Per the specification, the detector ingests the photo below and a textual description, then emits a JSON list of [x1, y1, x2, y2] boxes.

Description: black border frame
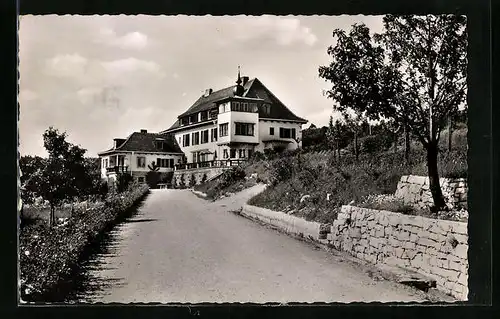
[[1, 0, 494, 318]]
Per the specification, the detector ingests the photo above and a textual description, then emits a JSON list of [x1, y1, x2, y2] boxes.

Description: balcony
[[106, 165, 129, 174], [175, 159, 246, 171]]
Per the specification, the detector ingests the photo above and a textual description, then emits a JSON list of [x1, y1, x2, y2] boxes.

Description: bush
[[19, 184, 150, 301], [201, 173, 208, 184], [98, 179, 108, 200], [189, 173, 196, 187], [116, 173, 133, 193], [219, 166, 246, 188]]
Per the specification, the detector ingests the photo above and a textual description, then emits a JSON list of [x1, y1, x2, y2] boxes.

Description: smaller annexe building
[[98, 129, 184, 184]]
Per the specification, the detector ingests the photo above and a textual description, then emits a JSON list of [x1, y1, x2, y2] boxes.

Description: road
[[77, 185, 427, 303]]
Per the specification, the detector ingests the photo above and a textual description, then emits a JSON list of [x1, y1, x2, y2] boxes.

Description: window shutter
[[279, 128, 284, 138], [292, 128, 296, 139]]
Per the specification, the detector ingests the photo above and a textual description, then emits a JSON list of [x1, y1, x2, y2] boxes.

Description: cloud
[[227, 16, 318, 47], [96, 28, 148, 50], [44, 53, 88, 78], [100, 57, 163, 77]]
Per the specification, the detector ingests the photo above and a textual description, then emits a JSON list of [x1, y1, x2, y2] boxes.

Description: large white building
[[98, 129, 184, 184], [162, 71, 308, 170]]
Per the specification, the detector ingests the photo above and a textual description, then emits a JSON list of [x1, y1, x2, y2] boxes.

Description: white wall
[[174, 124, 217, 163], [256, 120, 303, 152], [100, 152, 183, 179]]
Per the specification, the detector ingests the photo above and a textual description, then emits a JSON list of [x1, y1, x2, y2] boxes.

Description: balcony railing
[[175, 159, 246, 171], [106, 165, 129, 174]]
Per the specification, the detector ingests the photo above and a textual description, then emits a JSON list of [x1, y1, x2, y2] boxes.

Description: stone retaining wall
[[173, 168, 227, 187], [395, 175, 467, 210], [330, 205, 468, 300], [241, 204, 322, 241]]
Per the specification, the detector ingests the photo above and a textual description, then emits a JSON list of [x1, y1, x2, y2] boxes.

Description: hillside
[[196, 127, 467, 224]]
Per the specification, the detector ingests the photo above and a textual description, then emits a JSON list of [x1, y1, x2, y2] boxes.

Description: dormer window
[[155, 141, 164, 150], [262, 103, 271, 115], [200, 111, 208, 121]]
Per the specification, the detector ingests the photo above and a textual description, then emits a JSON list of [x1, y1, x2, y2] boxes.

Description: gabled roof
[[163, 77, 307, 133], [98, 131, 183, 156]]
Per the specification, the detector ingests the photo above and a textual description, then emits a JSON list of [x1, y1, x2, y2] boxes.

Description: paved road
[[78, 185, 427, 303]]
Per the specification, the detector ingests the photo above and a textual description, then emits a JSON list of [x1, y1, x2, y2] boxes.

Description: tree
[[326, 115, 336, 157], [146, 161, 161, 189], [319, 15, 467, 210]]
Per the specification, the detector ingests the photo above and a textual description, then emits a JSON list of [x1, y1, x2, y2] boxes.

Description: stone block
[[349, 227, 362, 239], [394, 247, 405, 258], [426, 246, 438, 257], [405, 248, 418, 260], [457, 271, 468, 286], [432, 267, 460, 281], [388, 215, 401, 226], [385, 226, 393, 237], [452, 244, 468, 259], [354, 245, 365, 253], [398, 230, 410, 241], [451, 223, 468, 235], [453, 233, 468, 245], [404, 241, 416, 250], [379, 215, 389, 226], [436, 258, 449, 269], [367, 220, 376, 229], [409, 233, 419, 243], [449, 260, 463, 272], [370, 228, 376, 237], [389, 238, 400, 247]]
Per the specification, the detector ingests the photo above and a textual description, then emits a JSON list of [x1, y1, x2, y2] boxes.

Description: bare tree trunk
[[354, 131, 359, 161], [50, 204, 55, 227], [448, 115, 453, 152], [426, 141, 446, 212], [393, 131, 398, 154], [404, 125, 410, 163]]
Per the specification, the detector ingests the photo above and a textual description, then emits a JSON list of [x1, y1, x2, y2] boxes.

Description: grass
[[247, 129, 467, 224]]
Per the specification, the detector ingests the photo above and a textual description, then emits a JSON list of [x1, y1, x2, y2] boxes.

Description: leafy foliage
[[318, 15, 467, 209], [116, 173, 133, 193]]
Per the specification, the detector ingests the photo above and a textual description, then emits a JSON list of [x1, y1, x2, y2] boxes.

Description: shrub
[[98, 179, 108, 200], [189, 173, 196, 187], [116, 173, 133, 193], [219, 166, 246, 188], [268, 156, 294, 186], [201, 173, 208, 184]]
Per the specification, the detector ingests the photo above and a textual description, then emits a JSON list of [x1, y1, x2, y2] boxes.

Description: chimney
[[204, 88, 213, 97], [242, 76, 249, 85], [140, 129, 147, 133]]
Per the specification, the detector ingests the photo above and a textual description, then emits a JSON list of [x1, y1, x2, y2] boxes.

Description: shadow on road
[[125, 218, 159, 224]]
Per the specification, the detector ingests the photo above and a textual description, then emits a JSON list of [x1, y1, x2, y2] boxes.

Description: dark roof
[[98, 131, 183, 155], [164, 77, 307, 133]]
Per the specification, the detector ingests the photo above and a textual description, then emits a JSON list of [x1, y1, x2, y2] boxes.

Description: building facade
[[162, 71, 308, 170], [98, 129, 184, 184]]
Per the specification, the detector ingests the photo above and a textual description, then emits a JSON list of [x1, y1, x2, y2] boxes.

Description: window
[[200, 111, 208, 121], [219, 123, 229, 137], [201, 130, 209, 144], [156, 141, 164, 150], [182, 134, 190, 147], [269, 127, 275, 135], [235, 122, 255, 136], [189, 114, 197, 124], [239, 149, 246, 158], [169, 159, 174, 167], [248, 149, 253, 159], [230, 149, 237, 158], [211, 128, 218, 142], [157, 158, 171, 168], [137, 156, 146, 168], [250, 103, 258, 112], [214, 150, 217, 159], [138, 176, 145, 183], [279, 127, 296, 139], [262, 103, 271, 115], [192, 132, 200, 145], [223, 149, 229, 159], [105, 159, 108, 167]]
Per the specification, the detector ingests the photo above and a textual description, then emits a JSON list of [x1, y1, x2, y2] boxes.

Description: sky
[[18, 15, 384, 157]]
